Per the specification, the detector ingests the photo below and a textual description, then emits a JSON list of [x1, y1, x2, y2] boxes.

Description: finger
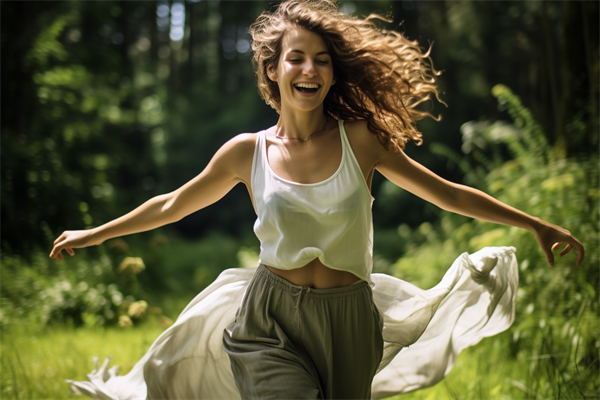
[[49, 246, 58, 259], [54, 233, 66, 245], [544, 247, 554, 267], [574, 242, 585, 267], [551, 242, 562, 251], [559, 244, 573, 257], [57, 250, 63, 262], [66, 248, 75, 256]]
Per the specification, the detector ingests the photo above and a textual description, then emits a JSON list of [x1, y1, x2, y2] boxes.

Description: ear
[[332, 75, 336, 85], [267, 65, 278, 82]]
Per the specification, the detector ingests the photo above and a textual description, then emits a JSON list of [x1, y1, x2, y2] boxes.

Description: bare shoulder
[[344, 120, 386, 150], [343, 119, 372, 141], [205, 132, 257, 185], [222, 132, 256, 155], [214, 132, 256, 166], [342, 119, 388, 166]]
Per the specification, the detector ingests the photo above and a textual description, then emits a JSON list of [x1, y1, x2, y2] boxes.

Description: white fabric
[[67, 246, 518, 400], [253, 120, 374, 283]]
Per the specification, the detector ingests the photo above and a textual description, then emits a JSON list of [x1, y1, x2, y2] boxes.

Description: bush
[[388, 85, 599, 398], [1, 248, 164, 329], [0, 230, 259, 330]]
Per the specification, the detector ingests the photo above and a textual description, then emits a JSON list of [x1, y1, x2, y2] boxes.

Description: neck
[[276, 105, 329, 141]]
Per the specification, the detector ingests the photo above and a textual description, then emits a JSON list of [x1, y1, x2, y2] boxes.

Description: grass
[[392, 332, 569, 400], [393, 333, 525, 400], [2, 321, 597, 400], [1, 322, 164, 400]]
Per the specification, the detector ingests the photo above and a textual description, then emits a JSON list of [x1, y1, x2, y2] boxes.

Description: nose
[[302, 60, 316, 77]]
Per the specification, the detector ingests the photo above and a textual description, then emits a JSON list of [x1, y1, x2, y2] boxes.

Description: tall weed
[[390, 85, 599, 398]]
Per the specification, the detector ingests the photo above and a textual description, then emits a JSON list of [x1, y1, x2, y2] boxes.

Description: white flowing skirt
[[67, 246, 518, 400]]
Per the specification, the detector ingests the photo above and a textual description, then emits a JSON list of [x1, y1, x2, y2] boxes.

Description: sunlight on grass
[[6, 322, 594, 400], [0, 324, 534, 400], [1, 323, 164, 399]]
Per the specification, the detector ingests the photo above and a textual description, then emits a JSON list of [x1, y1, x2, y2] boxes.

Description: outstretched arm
[[49, 133, 255, 261], [365, 132, 584, 267]]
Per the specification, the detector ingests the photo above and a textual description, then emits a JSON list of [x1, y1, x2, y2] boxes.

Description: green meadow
[[2, 86, 598, 400], [0, 326, 566, 399], [3, 1, 598, 399]]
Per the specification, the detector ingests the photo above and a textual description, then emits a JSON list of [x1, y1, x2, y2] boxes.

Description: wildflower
[[118, 315, 133, 328], [117, 257, 145, 275], [128, 300, 148, 319]]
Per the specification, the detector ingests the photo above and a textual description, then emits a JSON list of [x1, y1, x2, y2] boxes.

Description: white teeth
[[294, 83, 319, 89]]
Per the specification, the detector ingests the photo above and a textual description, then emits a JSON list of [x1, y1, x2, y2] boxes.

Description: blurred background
[[1, 1, 598, 399]]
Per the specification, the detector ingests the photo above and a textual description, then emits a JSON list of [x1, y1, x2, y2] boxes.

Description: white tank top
[[251, 119, 374, 283]]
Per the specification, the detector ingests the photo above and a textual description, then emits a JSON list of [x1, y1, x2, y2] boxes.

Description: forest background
[[1, 1, 598, 399]]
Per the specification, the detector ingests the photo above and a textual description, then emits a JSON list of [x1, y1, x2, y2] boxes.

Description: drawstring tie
[[289, 285, 311, 309], [289, 285, 311, 332]]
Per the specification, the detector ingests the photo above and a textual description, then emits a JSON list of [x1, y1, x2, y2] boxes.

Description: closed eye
[[287, 59, 329, 64]]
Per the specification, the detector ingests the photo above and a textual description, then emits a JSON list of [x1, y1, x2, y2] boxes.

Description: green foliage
[[0, 231, 257, 331], [0, 247, 167, 330], [386, 85, 599, 398], [2, 1, 277, 255], [131, 232, 246, 293], [2, 2, 597, 398], [1, 324, 164, 400], [3, 2, 163, 256], [26, 8, 77, 67]]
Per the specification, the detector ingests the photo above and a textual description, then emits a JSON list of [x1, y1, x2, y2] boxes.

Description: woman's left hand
[[533, 219, 584, 267]]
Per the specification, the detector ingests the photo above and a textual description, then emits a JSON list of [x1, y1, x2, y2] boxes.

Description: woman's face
[[268, 27, 336, 113]]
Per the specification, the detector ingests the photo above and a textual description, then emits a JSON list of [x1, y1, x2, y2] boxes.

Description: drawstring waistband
[[256, 264, 368, 298], [289, 284, 311, 331], [289, 285, 311, 309], [253, 264, 370, 332]]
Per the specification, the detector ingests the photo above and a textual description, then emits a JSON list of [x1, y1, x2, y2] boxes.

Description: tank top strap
[[251, 129, 268, 192], [337, 119, 365, 180], [258, 129, 268, 163]]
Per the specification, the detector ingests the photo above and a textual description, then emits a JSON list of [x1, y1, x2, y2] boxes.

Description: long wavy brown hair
[[249, 0, 444, 151]]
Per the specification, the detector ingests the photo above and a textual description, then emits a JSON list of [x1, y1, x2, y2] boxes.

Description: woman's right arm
[[49, 133, 256, 261]]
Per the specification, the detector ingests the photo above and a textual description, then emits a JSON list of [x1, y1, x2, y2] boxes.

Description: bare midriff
[[265, 258, 361, 289]]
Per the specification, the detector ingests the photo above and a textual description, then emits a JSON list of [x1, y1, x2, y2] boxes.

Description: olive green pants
[[223, 264, 384, 400]]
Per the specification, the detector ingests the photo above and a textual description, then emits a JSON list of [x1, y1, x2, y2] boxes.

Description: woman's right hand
[[49, 229, 101, 262]]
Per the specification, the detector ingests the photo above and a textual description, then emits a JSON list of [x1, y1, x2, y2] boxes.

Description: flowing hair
[[249, 0, 444, 151]]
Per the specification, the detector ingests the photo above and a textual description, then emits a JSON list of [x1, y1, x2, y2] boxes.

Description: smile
[[293, 82, 321, 94]]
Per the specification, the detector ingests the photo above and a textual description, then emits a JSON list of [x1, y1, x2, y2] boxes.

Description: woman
[[51, 1, 584, 399]]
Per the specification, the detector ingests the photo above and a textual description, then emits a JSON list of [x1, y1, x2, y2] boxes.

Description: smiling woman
[[250, 0, 442, 152], [54, 0, 584, 399], [266, 28, 336, 124]]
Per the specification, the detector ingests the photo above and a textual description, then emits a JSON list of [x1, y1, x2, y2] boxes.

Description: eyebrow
[[289, 50, 330, 56]]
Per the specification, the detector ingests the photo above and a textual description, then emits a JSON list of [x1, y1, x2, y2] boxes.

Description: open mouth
[[293, 83, 321, 94]]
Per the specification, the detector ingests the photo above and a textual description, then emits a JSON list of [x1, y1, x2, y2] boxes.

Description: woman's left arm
[[374, 142, 584, 267]]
